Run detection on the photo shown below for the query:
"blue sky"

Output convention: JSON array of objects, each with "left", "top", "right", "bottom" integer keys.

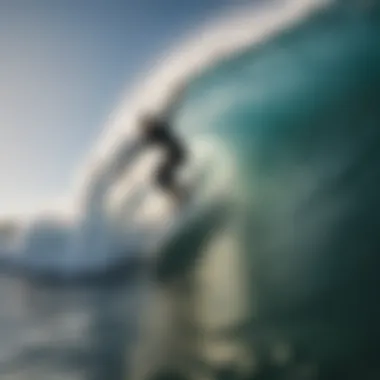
[{"left": 0, "top": 0, "right": 248, "bottom": 218}]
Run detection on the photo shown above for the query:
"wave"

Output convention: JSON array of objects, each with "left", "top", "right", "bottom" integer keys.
[{"left": 0, "top": 0, "right": 332, "bottom": 279}]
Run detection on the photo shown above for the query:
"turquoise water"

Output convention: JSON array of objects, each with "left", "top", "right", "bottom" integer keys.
[{"left": 167, "top": 4, "right": 380, "bottom": 376}]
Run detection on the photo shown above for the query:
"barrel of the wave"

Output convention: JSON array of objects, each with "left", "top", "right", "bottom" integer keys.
[{"left": 165, "top": 4, "right": 380, "bottom": 379}]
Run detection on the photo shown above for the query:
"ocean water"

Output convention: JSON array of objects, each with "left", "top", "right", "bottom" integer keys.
[
  {"left": 2, "top": 4, "right": 380, "bottom": 380},
  {"left": 0, "top": 273, "right": 146, "bottom": 380}
]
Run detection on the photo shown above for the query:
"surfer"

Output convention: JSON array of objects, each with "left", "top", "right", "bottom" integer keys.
[
  {"left": 108, "top": 83, "right": 188, "bottom": 206},
  {"left": 139, "top": 113, "right": 188, "bottom": 205},
  {"left": 110, "top": 115, "right": 188, "bottom": 206}
]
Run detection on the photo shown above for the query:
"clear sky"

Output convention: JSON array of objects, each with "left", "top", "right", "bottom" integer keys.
[{"left": 0, "top": 0, "right": 249, "bottom": 218}]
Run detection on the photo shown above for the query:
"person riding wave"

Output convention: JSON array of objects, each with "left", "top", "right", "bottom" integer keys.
[
  {"left": 110, "top": 83, "right": 189, "bottom": 206},
  {"left": 139, "top": 113, "right": 188, "bottom": 204}
]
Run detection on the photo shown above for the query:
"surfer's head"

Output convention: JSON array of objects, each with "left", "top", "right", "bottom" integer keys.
[{"left": 139, "top": 113, "right": 165, "bottom": 136}]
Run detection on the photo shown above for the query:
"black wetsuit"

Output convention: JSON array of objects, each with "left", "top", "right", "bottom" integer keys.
[{"left": 143, "top": 121, "right": 186, "bottom": 191}]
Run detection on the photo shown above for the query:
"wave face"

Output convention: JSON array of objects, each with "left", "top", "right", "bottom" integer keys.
[
  {"left": 130, "top": 5, "right": 380, "bottom": 380},
  {"left": 158, "top": 3, "right": 380, "bottom": 372}
]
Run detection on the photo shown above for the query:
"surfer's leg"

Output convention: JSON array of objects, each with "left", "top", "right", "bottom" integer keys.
[{"left": 155, "top": 162, "right": 188, "bottom": 206}]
